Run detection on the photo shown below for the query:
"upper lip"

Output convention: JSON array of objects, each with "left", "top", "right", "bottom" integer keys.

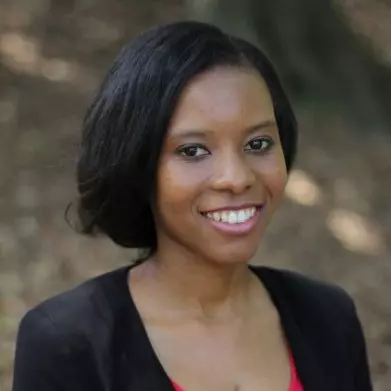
[{"left": 200, "top": 203, "right": 264, "bottom": 214}]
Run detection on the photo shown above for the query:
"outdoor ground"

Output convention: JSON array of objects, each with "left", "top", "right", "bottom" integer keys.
[{"left": 0, "top": 1, "right": 390, "bottom": 390}]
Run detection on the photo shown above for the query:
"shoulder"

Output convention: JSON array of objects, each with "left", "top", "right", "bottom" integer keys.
[
  {"left": 252, "top": 265, "right": 363, "bottom": 346},
  {"left": 28, "top": 266, "right": 128, "bottom": 324},
  {"left": 17, "top": 265, "right": 132, "bottom": 352},
  {"left": 14, "top": 266, "right": 133, "bottom": 390},
  {"left": 252, "top": 267, "right": 373, "bottom": 388},
  {"left": 254, "top": 266, "right": 356, "bottom": 321}
]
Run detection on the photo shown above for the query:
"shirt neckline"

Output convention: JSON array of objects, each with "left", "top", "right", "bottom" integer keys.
[{"left": 113, "top": 263, "right": 303, "bottom": 391}]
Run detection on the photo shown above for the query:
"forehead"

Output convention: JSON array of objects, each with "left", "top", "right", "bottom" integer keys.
[{"left": 169, "top": 66, "right": 275, "bottom": 134}]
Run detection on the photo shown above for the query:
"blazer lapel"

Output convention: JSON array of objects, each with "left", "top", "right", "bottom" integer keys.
[
  {"left": 112, "top": 266, "right": 174, "bottom": 391},
  {"left": 252, "top": 266, "right": 333, "bottom": 391},
  {"left": 124, "top": 311, "right": 175, "bottom": 391},
  {"left": 113, "top": 265, "right": 338, "bottom": 391}
]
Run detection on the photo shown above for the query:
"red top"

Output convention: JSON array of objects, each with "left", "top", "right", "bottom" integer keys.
[{"left": 171, "top": 352, "right": 304, "bottom": 391}]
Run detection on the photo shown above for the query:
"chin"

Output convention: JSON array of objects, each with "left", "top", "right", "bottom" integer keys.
[{"left": 203, "top": 245, "right": 259, "bottom": 266}]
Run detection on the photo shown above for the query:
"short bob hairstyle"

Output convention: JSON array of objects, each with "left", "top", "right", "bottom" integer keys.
[{"left": 76, "top": 21, "right": 297, "bottom": 255}]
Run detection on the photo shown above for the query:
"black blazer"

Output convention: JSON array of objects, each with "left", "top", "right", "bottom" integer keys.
[{"left": 12, "top": 265, "right": 373, "bottom": 391}]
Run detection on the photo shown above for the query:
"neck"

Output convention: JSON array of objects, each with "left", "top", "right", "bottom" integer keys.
[{"left": 136, "top": 245, "right": 253, "bottom": 321}]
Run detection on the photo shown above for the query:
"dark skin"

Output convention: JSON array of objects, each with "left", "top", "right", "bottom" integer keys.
[{"left": 129, "top": 67, "right": 290, "bottom": 390}]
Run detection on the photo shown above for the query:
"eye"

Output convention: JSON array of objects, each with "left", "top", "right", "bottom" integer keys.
[
  {"left": 244, "top": 137, "right": 274, "bottom": 152},
  {"left": 177, "top": 144, "right": 209, "bottom": 159}
]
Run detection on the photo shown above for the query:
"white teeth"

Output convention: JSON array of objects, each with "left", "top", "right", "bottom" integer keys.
[
  {"left": 248, "top": 208, "right": 256, "bottom": 218},
  {"left": 203, "top": 207, "right": 257, "bottom": 224},
  {"left": 228, "top": 211, "right": 237, "bottom": 224},
  {"left": 212, "top": 212, "right": 221, "bottom": 222},
  {"left": 237, "top": 210, "right": 246, "bottom": 223}
]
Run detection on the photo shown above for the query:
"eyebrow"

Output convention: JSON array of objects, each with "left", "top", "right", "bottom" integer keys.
[
  {"left": 171, "top": 119, "right": 277, "bottom": 138},
  {"left": 245, "top": 119, "right": 277, "bottom": 133}
]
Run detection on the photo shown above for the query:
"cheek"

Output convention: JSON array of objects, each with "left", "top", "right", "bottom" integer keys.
[
  {"left": 156, "top": 157, "right": 209, "bottom": 213},
  {"left": 255, "top": 150, "right": 288, "bottom": 200}
]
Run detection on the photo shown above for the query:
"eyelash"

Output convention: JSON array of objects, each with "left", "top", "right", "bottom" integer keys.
[
  {"left": 244, "top": 137, "right": 274, "bottom": 153},
  {"left": 176, "top": 144, "right": 209, "bottom": 161},
  {"left": 176, "top": 137, "right": 275, "bottom": 161}
]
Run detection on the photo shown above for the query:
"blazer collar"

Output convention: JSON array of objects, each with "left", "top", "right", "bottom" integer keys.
[
  {"left": 112, "top": 265, "right": 334, "bottom": 391},
  {"left": 106, "top": 265, "right": 174, "bottom": 391},
  {"left": 253, "top": 266, "right": 333, "bottom": 391}
]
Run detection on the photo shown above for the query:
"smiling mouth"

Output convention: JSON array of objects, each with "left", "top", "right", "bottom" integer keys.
[{"left": 200, "top": 206, "right": 260, "bottom": 225}]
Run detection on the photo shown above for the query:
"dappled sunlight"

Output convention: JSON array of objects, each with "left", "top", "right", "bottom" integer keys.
[
  {"left": 40, "top": 58, "right": 77, "bottom": 82},
  {"left": 326, "top": 209, "right": 385, "bottom": 255},
  {"left": 0, "top": 31, "right": 78, "bottom": 82},
  {"left": 0, "top": 0, "right": 390, "bottom": 389},
  {"left": 0, "top": 32, "right": 40, "bottom": 74},
  {"left": 285, "top": 169, "right": 323, "bottom": 206}
]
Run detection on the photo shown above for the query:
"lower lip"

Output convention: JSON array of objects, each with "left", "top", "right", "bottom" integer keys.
[{"left": 201, "top": 208, "right": 263, "bottom": 236}]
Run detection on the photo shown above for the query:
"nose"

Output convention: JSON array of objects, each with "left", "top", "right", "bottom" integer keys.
[{"left": 210, "top": 151, "right": 256, "bottom": 194}]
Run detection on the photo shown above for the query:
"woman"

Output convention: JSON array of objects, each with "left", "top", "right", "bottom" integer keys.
[{"left": 13, "top": 21, "right": 372, "bottom": 391}]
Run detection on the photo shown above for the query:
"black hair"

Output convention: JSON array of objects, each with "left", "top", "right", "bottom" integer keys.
[{"left": 75, "top": 21, "right": 298, "bottom": 255}]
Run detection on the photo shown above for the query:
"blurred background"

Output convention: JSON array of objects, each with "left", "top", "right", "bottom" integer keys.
[{"left": 0, "top": 0, "right": 390, "bottom": 389}]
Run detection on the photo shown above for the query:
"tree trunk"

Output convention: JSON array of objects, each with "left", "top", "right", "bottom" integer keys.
[{"left": 186, "top": 0, "right": 391, "bottom": 132}]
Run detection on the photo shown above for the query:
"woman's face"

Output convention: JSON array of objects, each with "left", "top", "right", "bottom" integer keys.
[{"left": 155, "top": 66, "right": 288, "bottom": 264}]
